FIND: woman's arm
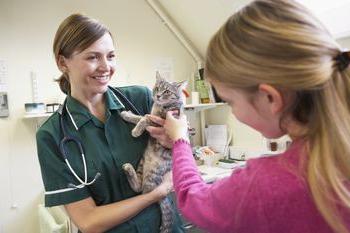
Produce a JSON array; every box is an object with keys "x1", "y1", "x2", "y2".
[{"x1": 65, "y1": 173, "x2": 172, "y2": 233}]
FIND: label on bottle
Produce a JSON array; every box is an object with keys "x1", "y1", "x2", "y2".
[{"x1": 195, "y1": 79, "x2": 210, "y2": 103}]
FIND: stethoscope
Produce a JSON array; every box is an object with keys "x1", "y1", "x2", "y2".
[{"x1": 45, "y1": 86, "x2": 141, "y2": 195}]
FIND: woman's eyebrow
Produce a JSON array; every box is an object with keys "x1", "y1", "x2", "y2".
[{"x1": 84, "y1": 50, "x2": 115, "y2": 55}]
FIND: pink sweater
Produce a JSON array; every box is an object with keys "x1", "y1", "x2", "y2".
[{"x1": 172, "y1": 139, "x2": 349, "y2": 233}]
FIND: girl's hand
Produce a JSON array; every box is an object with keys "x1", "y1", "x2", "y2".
[
  {"x1": 146, "y1": 115, "x2": 173, "y2": 149},
  {"x1": 164, "y1": 111, "x2": 189, "y2": 142}
]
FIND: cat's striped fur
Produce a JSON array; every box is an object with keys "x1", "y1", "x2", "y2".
[{"x1": 120, "y1": 72, "x2": 187, "y2": 233}]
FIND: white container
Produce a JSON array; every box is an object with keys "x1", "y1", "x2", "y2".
[
  {"x1": 229, "y1": 147, "x2": 247, "y2": 160},
  {"x1": 229, "y1": 146, "x2": 267, "y2": 160},
  {"x1": 202, "y1": 153, "x2": 221, "y2": 166},
  {"x1": 25, "y1": 103, "x2": 46, "y2": 114},
  {"x1": 191, "y1": 91, "x2": 199, "y2": 105}
]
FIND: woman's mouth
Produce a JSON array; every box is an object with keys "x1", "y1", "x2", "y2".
[{"x1": 92, "y1": 75, "x2": 109, "y2": 81}]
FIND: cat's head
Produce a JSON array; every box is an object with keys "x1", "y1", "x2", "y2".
[{"x1": 152, "y1": 72, "x2": 187, "y2": 109}]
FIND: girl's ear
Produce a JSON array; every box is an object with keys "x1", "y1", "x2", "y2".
[
  {"x1": 258, "y1": 84, "x2": 284, "y2": 115},
  {"x1": 57, "y1": 55, "x2": 68, "y2": 73}
]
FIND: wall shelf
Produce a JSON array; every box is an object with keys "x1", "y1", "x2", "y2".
[
  {"x1": 184, "y1": 102, "x2": 226, "y2": 112},
  {"x1": 23, "y1": 113, "x2": 52, "y2": 119},
  {"x1": 23, "y1": 113, "x2": 53, "y2": 129}
]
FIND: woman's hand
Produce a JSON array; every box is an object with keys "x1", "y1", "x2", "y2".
[
  {"x1": 152, "y1": 172, "x2": 173, "y2": 199},
  {"x1": 146, "y1": 115, "x2": 173, "y2": 149},
  {"x1": 164, "y1": 111, "x2": 189, "y2": 142}
]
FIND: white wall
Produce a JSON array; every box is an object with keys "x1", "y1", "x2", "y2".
[
  {"x1": 1, "y1": 0, "x2": 349, "y2": 231},
  {"x1": 0, "y1": 0, "x2": 195, "y2": 232},
  {"x1": 338, "y1": 37, "x2": 350, "y2": 48},
  {"x1": 158, "y1": 0, "x2": 251, "y2": 58}
]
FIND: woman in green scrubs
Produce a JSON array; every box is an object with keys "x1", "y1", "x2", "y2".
[{"x1": 36, "y1": 13, "x2": 183, "y2": 233}]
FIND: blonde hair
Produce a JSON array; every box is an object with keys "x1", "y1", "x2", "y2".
[
  {"x1": 205, "y1": 0, "x2": 350, "y2": 232},
  {"x1": 53, "y1": 13, "x2": 112, "y2": 94}
]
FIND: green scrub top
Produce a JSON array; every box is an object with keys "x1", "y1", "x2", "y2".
[{"x1": 36, "y1": 86, "x2": 184, "y2": 233}]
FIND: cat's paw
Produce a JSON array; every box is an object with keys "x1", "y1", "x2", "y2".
[
  {"x1": 122, "y1": 163, "x2": 135, "y2": 176},
  {"x1": 120, "y1": 110, "x2": 131, "y2": 120},
  {"x1": 131, "y1": 128, "x2": 142, "y2": 137},
  {"x1": 159, "y1": 226, "x2": 171, "y2": 233}
]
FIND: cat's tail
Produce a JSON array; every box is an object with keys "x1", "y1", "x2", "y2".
[{"x1": 159, "y1": 196, "x2": 173, "y2": 233}]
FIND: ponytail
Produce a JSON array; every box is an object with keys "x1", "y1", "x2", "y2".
[
  {"x1": 305, "y1": 68, "x2": 350, "y2": 233},
  {"x1": 55, "y1": 74, "x2": 71, "y2": 95}
]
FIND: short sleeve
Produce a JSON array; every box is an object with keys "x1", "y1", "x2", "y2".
[
  {"x1": 144, "y1": 86, "x2": 153, "y2": 114},
  {"x1": 36, "y1": 127, "x2": 90, "y2": 207}
]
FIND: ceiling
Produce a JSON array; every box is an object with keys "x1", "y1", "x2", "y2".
[{"x1": 153, "y1": 0, "x2": 350, "y2": 59}]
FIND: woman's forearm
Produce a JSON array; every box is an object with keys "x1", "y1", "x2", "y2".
[{"x1": 66, "y1": 190, "x2": 164, "y2": 233}]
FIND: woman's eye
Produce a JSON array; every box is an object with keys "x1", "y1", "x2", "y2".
[
  {"x1": 88, "y1": 56, "x2": 97, "y2": 60},
  {"x1": 108, "y1": 54, "x2": 116, "y2": 59}
]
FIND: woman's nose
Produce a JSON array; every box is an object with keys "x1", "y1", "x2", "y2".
[{"x1": 98, "y1": 58, "x2": 110, "y2": 71}]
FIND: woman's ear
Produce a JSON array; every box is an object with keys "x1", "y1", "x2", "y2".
[
  {"x1": 57, "y1": 55, "x2": 68, "y2": 73},
  {"x1": 258, "y1": 84, "x2": 284, "y2": 115}
]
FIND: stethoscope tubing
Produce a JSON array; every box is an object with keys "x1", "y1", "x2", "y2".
[{"x1": 58, "y1": 86, "x2": 140, "y2": 189}]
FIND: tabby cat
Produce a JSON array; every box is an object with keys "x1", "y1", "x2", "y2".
[{"x1": 120, "y1": 72, "x2": 187, "y2": 233}]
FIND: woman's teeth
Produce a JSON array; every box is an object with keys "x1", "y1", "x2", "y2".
[{"x1": 93, "y1": 76, "x2": 108, "y2": 81}]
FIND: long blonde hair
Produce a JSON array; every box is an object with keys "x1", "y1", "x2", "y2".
[{"x1": 205, "y1": 0, "x2": 350, "y2": 232}]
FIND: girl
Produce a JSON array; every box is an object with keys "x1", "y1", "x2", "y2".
[{"x1": 164, "y1": 0, "x2": 350, "y2": 232}]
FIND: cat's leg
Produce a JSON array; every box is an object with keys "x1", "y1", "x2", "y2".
[
  {"x1": 135, "y1": 157, "x2": 144, "y2": 184},
  {"x1": 122, "y1": 163, "x2": 142, "y2": 193},
  {"x1": 159, "y1": 197, "x2": 173, "y2": 233},
  {"x1": 120, "y1": 110, "x2": 143, "y2": 124},
  {"x1": 131, "y1": 115, "x2": 152, "y2": 137},
  {"x1": 120, "y1": 110, "x2": 150, "y2": 137}
]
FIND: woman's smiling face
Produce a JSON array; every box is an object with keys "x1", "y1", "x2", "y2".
[{"x1": 63, "y1": 33, "x2": 116, "y2": 99}]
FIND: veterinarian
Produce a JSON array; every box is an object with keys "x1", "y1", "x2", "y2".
[{"x1": 36, "y1": 13, "x2": 183, "y2": 233}]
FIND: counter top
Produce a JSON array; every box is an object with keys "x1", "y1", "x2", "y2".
[{"x1": 198, "y1": 161, "x2": 246, "y2": 183}]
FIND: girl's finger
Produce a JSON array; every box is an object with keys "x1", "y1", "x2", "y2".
[
  {"x1": 148, "y1": 115, "x2": 165, "y2": 126},
  {"x1": 146, "y1": 126, "x2": 164, "y2": 135},
  {"x1": 166, "y1": 111, "x2": 175, "y2": 120}
]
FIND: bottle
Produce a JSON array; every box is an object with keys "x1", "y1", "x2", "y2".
[{"x1": 194, "y1": 69, "x2": 210, "y2": 104}]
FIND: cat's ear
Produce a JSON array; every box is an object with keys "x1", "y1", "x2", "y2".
[{"x1": 155, "y1": 71, "x2": 164, "y2": 83}]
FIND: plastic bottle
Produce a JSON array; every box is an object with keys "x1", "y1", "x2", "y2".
[{"x1": 194, "y1": 70, "x2": 210, "y2": 104}]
